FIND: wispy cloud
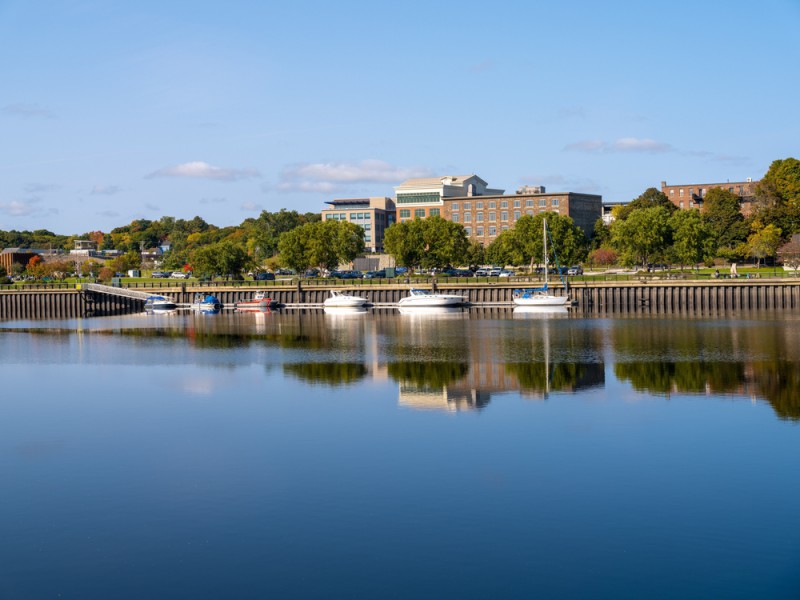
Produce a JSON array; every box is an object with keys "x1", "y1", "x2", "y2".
[
  {"x1": 518, "y1": 174, "x2": 604, "y2": 194},
  {"x1": 276, "y1": 159, "x2": 433, "y2": 193},
  {"x1": 2, "y1": 103, "x2": 54, "y2": 119},
  {"x1": 564, "y1": 137, "x2": 674, "y2": 154},
  {"x1": 146, "y1": 161, "x2": 261, "y2": 181},
  {"x1": 469, "y1": 60, "x2": 495, "y2": 73},
  {"x1": 24, "y1": 183, "x2": 61, "y2": 193},
  {"x1": 91, "y1": 185, "x2": 121, "y2": 195},
  {"x1": 240, "y1": 201, "x2": 262, "y2": 212}
]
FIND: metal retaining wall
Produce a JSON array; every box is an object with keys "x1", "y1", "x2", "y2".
[{"x1": 2, "y1": 280, "x2": 800, "y2": 320}]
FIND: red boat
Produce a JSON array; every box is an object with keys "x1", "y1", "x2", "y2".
[{"x1": 235, "y1": 290, "x2": 274, "y2": 311}]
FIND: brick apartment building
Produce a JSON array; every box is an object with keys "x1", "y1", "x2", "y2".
[{"x1": 661, "y1": 179, "x2": 759, "y2": 216}]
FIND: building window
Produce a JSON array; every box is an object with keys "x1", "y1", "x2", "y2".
[
  {"x1": 670, "y1": 189, "x2": 674, "y2": 195},
  {"x1": 452, "y1": 214, "x2": 459, "y2": 223},
  {"x1": 464, "y1": 213, "x2": 472, "y2": 223},
  {"x1": 501, "y1": 211, "x2": 508, "y2": 221},
  {"x1": 699, "y1": 188, "x2": 705, "y2": 197},
  {"x1": 489, "y1": 226, "x2": 497, "y2": 236},
  {"x1": 514, "y1": 200, "x2": 521, "y2": 208},
  {"x1": 364, "y1": 223, "x2": 371, "y2": 230},
  {"x1": 488, "y1": 212, "x2": 496, "y2": 221},
  {"x1": 539, "y1": 199, "x2": 547, "y2": 207},
  {"x1": 452, "y1": 203, "x2": 459, "y2": 211},
  {"x1": 476, "y1": 202, "x2": 483, "y2": 209},
  {"x1": 729, "y1": 187, "x2": 734, "y2": 193},
  {"x1": 430, "y1": 208, "x2": 440, "y2": 217},
  {"x1": 397, "y1": 192, "x2": 440, "y2": 204},
  {"x1": 489, "y1": 201, "x2": 496, "y2": 209},
  {"x1": 502, "y1": 225, "x2": 509, "y2": 231},
  {"x1": 477, "y1": 226, "x2": 484, "y2": 236},
  {"x1": 365, "y1": 235, "x2": 371, "y2": 242},
  {"x1": 689, "y1": 188, "x2": 694, "y2": 196},
  {"x1": 501, "y1": 200, "x2": 508, "y2": 208},
  {"x1": 526, "y1": 199, "x2": 534, "y2": 207},
  {"x1": 464, "y1": 202, "x2": 471, "y2": 210},
  {"x1": 527, "y1": 210, "x2": 534, "y2": 216},
  {"x1": 414, "y1": 209, "x2": 425, "y2": 218},
  {"x1": 339, "y1": 213, "x2": 346, "y2": 219},
  {"x1": 680, "y1": 202, "x2": 684, "y2": 208},
  {"x1": 399, "y1": 209, "x2": 411, "y2": 218},
  {"x1": 476, "y1": 213, "x2": 484, "y2": 222},
  {"x1": 679, "y1": 188, "x2": 684, "y2": 197},
  {"x1": 739, "y1": 186, "x2": 744, "y2": 194},
  {"x1": 514, "y1": 211, "x2": 521, "y2": 220},
  {"x1": 465, "y1": 227, "x2": 472, "y2": 235},
  {"x1": 552, "y1": 198, "x2": 559, "y2": 207}
]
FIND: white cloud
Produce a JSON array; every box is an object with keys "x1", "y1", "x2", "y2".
[
  {"x1": 0, "y1": 198, "x2": 42, "y2": 217},
  {"x1": 564, "y1": 137, "x2": 673, "y2": 154},
  {"x1": 91, "y1": 185, "x2": 121, "y2": 195},
  {"x1": 240, "y1": 201, "x2": 262, "y2": 212},
  {"x1": 277, "y1": 159, "x2": 433, "y2": 193},
  {"x1": 146, "y1": 161, "x2": 260, "y2": 181},
  {"x1": 2, "y1": 103, "x2": 54, "y2": 119}
]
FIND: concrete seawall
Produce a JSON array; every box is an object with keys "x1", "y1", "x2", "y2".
[{"x1": 2, "y1": 279, "x2": 799, "y2": 319}]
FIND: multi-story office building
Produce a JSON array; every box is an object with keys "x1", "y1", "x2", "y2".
[
  {"x1": 321, "y1": 197, "x2": 396, "y2": 253},
  {"x1": 440, "y1": 189, "x2": 602, "y2": 245},
  {"x1": 661, "y1": 179, "x2": 758, "y2": 216},
  {"x1": 394, "y1": 175, "x2": 505, "y2": 222}
]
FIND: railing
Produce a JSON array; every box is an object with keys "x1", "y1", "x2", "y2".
[{"x1": 2, "y1": 270, "x2": 800, "y2": 292}]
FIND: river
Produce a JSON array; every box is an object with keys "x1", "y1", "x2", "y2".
[{"x1": 1, "y1": 308, "x2": 798, "y2": 599}]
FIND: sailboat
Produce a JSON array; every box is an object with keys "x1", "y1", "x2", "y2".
[{"x1": 512, "y1": 219, "x2": 570, "y2": 307}]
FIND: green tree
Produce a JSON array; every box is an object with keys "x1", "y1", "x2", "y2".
[
  {"x1": 418, "y1": 216, "x2": 469, "y2": 270},
  {"x1": 616, "y1": 188, "x2": 676, "y2": 221},
  {"x1": 511, "y1": 214, "x2": 586, "y2": 268},
  {"x1": 591, "y1": 217, "x2": 611, "y2": 249},
  {"x1": 753, "y1": 157, "x2": 800, "y2": 237},
  {"x1": 486, "y1": 230, "x2": 524, "y2": 267},
  {"x1": 190, "y1": 240, "x2": 252, "y2": 279},
  {"x1": 109, "y1": 251, "x2": 142, "y2": 273},
  {"x1": 701, "y1": 188, "x2": 748, "y2": 255},
  {"x1": 611, "y1": 206, "x2": 671, "y2": 267},
  {"x1": 384, "y1": 221, "x2": 424, "y2": 269},
  {"x1": 277, "y1": 220, "x2": 364, "y2": 272},
  {"x1": 669, "y1": 209, "x2": 710, "y2": 269},
  {"x1": 464, "y1": 239, "x2": 486, "y2": 268}
]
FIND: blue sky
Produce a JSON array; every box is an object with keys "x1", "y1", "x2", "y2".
[{"x1": 2, "y1": 0, "x2": 798, "y2": 234}]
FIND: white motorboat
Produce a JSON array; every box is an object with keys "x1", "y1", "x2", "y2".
[
  {"x1": 397, "y1": 288, "x2": 465, "y2": 308},
  {"x1": 144, "y1": 294, "x2": 177, "y2": 311},
  {"x1": 513, "y1": 218, "x2": 570, "y2": 307},
  {"x1": 323, "y1": 290, "x2": 368, "y2": 308}
]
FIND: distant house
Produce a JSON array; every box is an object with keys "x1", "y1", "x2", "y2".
[
  {"x1": 661, "y1": 179, "x2": 759, "y2": 216},
  {"x1": 0, "y1": 248, "x2": 41, "y2": 271},
  {"x1": 71, "y1": 240, "x2": 99, "y2": 256}
]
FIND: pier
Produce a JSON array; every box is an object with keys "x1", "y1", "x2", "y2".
[{"x1": 1, "y1": 278, "x2": 799, "y2": 319}]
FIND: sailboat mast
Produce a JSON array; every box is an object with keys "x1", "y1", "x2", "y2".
[{"x1": 543, "y1": 218, "x2": 548, "y2": 285}]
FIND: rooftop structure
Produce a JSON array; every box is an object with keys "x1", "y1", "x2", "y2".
[{"x1": 394, "y1": 175, "x2": 504, "y2": 222}]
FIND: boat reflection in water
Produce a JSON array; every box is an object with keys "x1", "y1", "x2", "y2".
[
  {"x1": 323, "y1": 306, "x2": 368, "y2": 316},
  {"x1": 397, "y1": 306, "x2": 466, "y2": 317},
  {"x1": 513, "y1": 305, "x2": 570, "y2": 318}
]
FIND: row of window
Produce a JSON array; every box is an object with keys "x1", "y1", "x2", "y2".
[
  {"x1": 668, "y1": 186, "x2": 746, "y2": 198},
  {"x1": 452, "y1": 198, "x2": 560, "y2": 210},
  {"x1": 453, "y1": 209, "x2": 560, "y2": 223},
  {"x1": 463, "y1": 225, "x2": 510, "y2": 237},
  {"x1": 398, "y1": 208, "x2": 440, "y2": 219}
]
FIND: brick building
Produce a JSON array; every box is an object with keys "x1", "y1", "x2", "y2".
[
  {"x1": 661, "y1": 179, "x2": 758, "y2": 216},
  {"x1": 440, "y1": 190, "x2": 602, "y2": 246}
]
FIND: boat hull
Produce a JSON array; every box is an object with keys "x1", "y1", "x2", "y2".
[
  {"x1": 323, "y1": 297, "x2": 368, "y2": 308},
  {"x1": 512, "y1": 294, "x2": 569, "y2": 307},
  {"x1": 397, "y1": 295, "x2": 464, "y2": 308}
]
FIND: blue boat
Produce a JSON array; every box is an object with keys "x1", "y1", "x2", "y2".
[{"x1": 192, "y1": 293, "x2": 223, "y2": 313}]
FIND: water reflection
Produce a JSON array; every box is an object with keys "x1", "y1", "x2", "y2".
[{"x1": 2, "y1": 309, "x2": 799, "y2": 420}]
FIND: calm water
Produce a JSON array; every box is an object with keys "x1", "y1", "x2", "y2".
[{"x1": 1, "y1": 308, "x2": 799, "y2": 599}]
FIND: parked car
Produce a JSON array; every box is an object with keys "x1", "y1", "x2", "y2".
[
  {"x1": 488, "y1": 268, "x2": 502, "y2": 277},
  {"x1": 170, "y1": 271, "x2": 190, "y2": 279},
  {"x1": 275, "y1": 268, "x2": 294, "y2": 275},
  {"x1": 394, "y1": 267, "x2": 408, "y2": 275},
  {"x1": 567, "y1": 266, "x2": 583, "y2": 276},
  {"x1": 363, "y1": 269, "x2": 386, "y2": 279},
  {"x1": 474, "y1": 268, "x2": 489, "y2": 277},
  {"x1": 303, "y1": 269, "x2": 320, "y2": 278},
  {"x1": 498, "y1": 269, "x2": 515, "y2": 277},
  {"x1": 151, "y1": 271, "x2": 168, "y2": 278},
  {"x1": 254, "y1": 272, "x2": 275, "y2": 281}
]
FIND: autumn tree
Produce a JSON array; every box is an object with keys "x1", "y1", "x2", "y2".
[{"x1": 747, "y1": 223, "x2": 782, "y2": 267}]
